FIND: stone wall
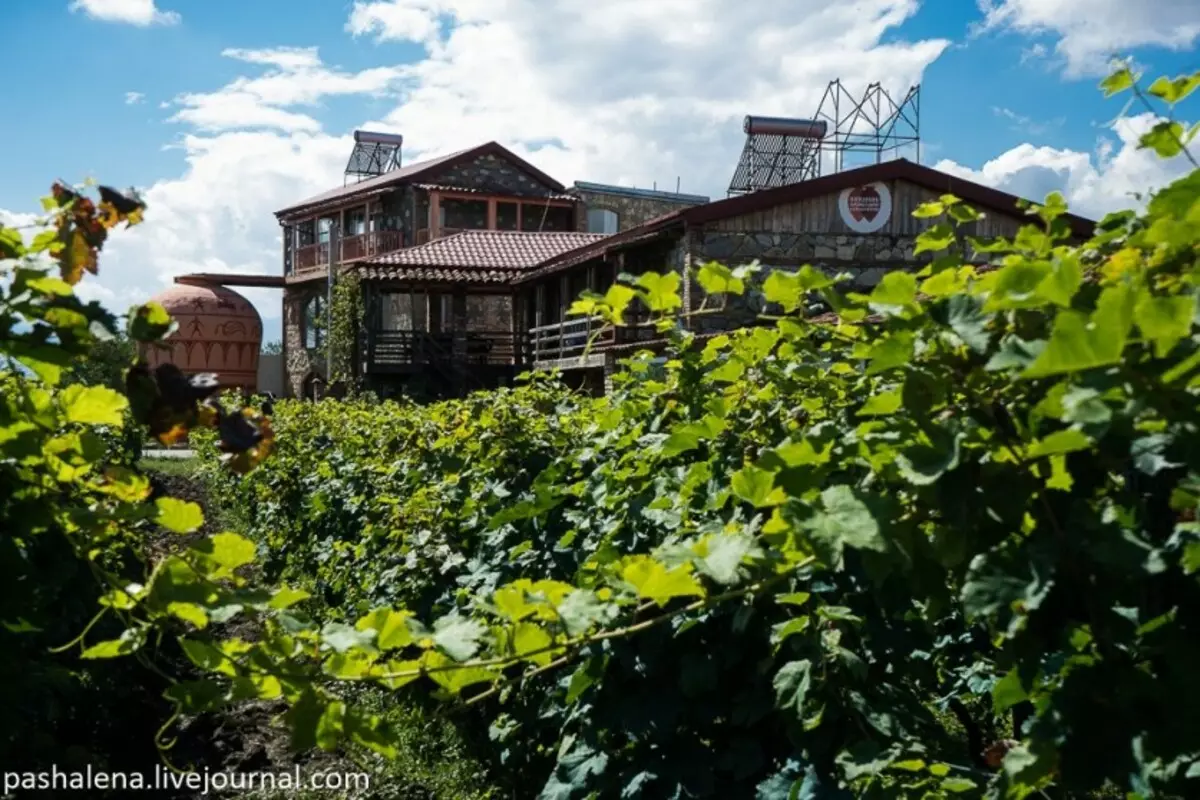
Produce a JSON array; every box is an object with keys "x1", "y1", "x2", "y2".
[
  {"x1": 436, "y1": 154, "x2": 562, "y2": 197},
  {"x1": 572, "y1": 186, "x2": 706, "y2": 233},
  {"x1": 685, "y1": 230, "x2": 970, "y2": 332},
  {"x1": 283, "y1": 287, "x2": 321, "y2": 397}
]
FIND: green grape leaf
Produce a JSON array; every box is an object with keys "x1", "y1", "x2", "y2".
[{"x1": 155, "y1": 497, "x2": 205, "y2": 534}]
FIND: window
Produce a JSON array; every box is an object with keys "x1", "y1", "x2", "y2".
[
  {"x1": 303, "y1": 295, "x2": 326, "y2": 349},
  {"x1": 317, "y1": 218, "x2": 332, "y2": 244},
  {"x1": 587, "y1": 208, "x2": 619, "y2": 234},
  {"x1": 496, "y1": 202, "x2": 519, "y2": 230},
  {"x1": 347, "y1": 208, "x2": 367, "y2": 236}
]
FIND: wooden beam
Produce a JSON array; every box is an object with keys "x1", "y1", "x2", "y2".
[{"x1": 430, "y1": 191, "x2": 441, "y2": 240}]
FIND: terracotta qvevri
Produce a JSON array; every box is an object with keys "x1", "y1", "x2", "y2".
[{"x1": 140, "y1": 281, "x2": 263, "y2": 392}]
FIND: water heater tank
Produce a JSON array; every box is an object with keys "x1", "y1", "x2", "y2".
[{"x1": 744, "y1": 115, "x2": 828, "y2": 139}]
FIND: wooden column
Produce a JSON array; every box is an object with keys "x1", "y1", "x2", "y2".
[
  {"x1": 451, "y1": 289, "x2": 468, "y2": 360},
  {"x1": 486, "y1": 198, "x2": 497, "y2": 231},
  {"x1": 430, "y1": 191, "x2": 442, "y2": 240},
  {"x1": 510, "y1": 290, "x2": 524, "y2": 366},
  {"x1": 558, "y1": 272, "x2": 570, "y2": 358},
  {"x1": 534, "y1": 283, "x2": 545, "y2": 361},
  {"x1": 429, "y1": 291, "x2": 443, "y2": 333}
]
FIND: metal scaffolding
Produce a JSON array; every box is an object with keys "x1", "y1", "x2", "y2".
[{"x1": 727, "y1": 80, "x2": 921, "y2": 196}]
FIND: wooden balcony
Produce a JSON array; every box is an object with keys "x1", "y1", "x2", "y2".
[
  {"x1": 295, "y1": 242, "x2": 330, "y2": 273},
  {"x1": 294, "y1": 230, "x2": 404, "y2": 275},
  {"x1": 366, "y1": 329, "x2": 517, "y2": 370},
  {"x1": 528, "y1": 316, "x2": 614, "y2": 364},
  {"x1": 341, "y1": 229, "x2": 403, "y2": 261}
]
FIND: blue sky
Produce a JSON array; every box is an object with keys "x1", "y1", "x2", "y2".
[{"x1": 1, "y1": 0, "x2": 1197, "y2": 344}]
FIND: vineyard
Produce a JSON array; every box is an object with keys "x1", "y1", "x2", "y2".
[{"x1": 2, "y1": 66, "x2": 1200, "y2": 798}]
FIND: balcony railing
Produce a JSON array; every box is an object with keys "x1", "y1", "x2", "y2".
[
  {"x1": 293, "y1": 230, "x2": 404, "y2": 275},
  {"x1": 295, "y1": 242, "x2": 330, "y2": 273},
  {"x1": 528, "y1": 316, "x2": 613, "y2": 362},
  {"x1": 366, "y1": 329, "x2": 518, "y2": 368},
  {"x1": 341, "y1": 229, "x2": 403, "y2": 261}
]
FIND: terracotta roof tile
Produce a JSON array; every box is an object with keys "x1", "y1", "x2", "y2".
[
  {"x1": 357, "y1": 230, "x2": 607, "y2": 284},
  {"x1": 358, "y1": 265, "x2": 521, "y2": 284}
]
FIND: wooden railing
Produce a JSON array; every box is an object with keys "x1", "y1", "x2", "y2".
[
  {"x1": 293, "y1": 230, "x2": 404, "y2": 274},
  {"x1": 366, "y1": 329, "x2": 517, "y2": 368},
  {"x1": 528, "y1": 316, "x2": 614, "y2": 362},
  {"x1": 340, "y1": 229, "x2": 403, "y2": 261},
  {"x1": 295, "y1": 242, "x2": 330, "y2": 273}
]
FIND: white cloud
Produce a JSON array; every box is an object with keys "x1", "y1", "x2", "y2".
[
  {"x1": 11, "y1": 0, "x2": 1190, "y2": 345},
  {"x1": 69, "y1": 0, "x2": 179, "y2": 26},
  {"x1": 934, "y1": 112, "x2": 1196, "y2": 219},
  {"x1": 9, "y1": 0, "x2": 951, "y2": 338},
  {"x1": 167, "y1": 47, "x2": 405, "y2": 133},
  {"x1": 347, "y1": 0, "x2": 948, "y2": 194},
  {"x1": 991, "y1": 106, "x2": 1065, "y2": 137},
  {"x1": 125, "y1": 91, "x2": 145, "y2": 105},
  {"x1": 975, "y1": 0, "x2": 1200, "y2": 77}
]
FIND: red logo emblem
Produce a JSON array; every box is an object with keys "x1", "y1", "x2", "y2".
[{"x1": 847, "y1": 186, "x2": 882, "y2": 222}]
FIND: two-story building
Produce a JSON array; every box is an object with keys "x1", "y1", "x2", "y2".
[{"x1": 272, "y1": 137, "x2": 708, "y2": 399}]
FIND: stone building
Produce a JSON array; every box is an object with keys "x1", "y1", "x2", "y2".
[
  {"x1": 265, "y1": 139, "x2": 705, "y2": 398},
  {"x1": 172, "y1": 139, "x2": 1093, "y2": 400},
  {"x1": 516, "y1": 158, "x2": 1094, "y2": 391}
]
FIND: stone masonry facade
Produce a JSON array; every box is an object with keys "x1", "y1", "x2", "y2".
[
  {"x1": 437, "y1": 154, "x2": 563, "y2": 198},
  {"x1": 283, "y1": 288, "x2": 318, "y2": 398},
  {"x1": 684, "y1": 230, "x2": 987, "y2": 332}
]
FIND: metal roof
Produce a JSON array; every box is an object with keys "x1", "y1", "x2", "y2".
[
  {"x1": 275, "y1": 142, "x2": 570, "y2": 219},
  {"x1": 572, "y1": 181, "x2": 710, "y2": 205}
]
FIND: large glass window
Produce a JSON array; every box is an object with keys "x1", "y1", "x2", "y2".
[
  {"x1": 346, "y1": 208, "x2": 367, "y2": 235},
  {"x1": 587, "y1": 208, "x2": 619, "y2": 234},
  {"x1": 441, "y1": 198, "x2": 488, "y2": 231},
  {"x1": 496, "y1": 202, "x2": 519, "y2": 230},
  {"x1": 303, "y1": 295, "x2": 326, "y2": 349}
]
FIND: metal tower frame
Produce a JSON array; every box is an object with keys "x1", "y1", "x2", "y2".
[
  {"x1": 727, "y1": 79, "x2": 921, "y2": 196},
  {"x1": 814, "y1": 79, "x2": 921, "y2": 175}
]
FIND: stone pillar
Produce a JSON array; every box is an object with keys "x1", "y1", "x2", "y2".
[{"x1": 283, "y1": 289, "x2": 312, "y2": 398}]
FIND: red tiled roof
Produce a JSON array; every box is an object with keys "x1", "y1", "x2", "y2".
[
  {"x1": 358, "y1": 265, "x2": 521, "y2": 284},
  {"x1": 356, "y1": 230, "x2": 606, "y2": 284},
  {"x1": 275, "y1": 142, "x2": 569, "y2": 219}
]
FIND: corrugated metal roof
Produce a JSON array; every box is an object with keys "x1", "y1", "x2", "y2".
[{"x1": 275, "y1": 141, "x2": 571, "y2": 218}]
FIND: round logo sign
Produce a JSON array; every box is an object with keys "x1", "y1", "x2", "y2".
[{"x1": 837, "y1": 182, "x2": 892, "y2": 234}]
